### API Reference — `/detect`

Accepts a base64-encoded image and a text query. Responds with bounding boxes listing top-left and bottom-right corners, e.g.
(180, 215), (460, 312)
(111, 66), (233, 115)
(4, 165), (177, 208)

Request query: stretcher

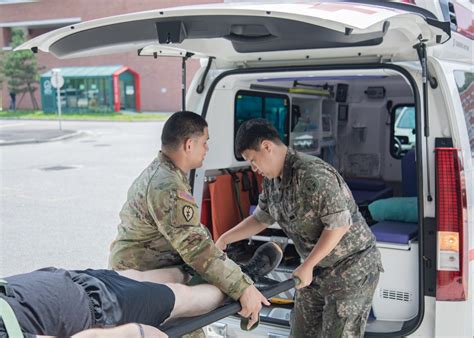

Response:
(161, 277), (299, 338)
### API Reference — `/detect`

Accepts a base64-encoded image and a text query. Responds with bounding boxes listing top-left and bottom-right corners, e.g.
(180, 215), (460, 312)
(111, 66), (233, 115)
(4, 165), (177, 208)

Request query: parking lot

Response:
(0, 120), (165, 276)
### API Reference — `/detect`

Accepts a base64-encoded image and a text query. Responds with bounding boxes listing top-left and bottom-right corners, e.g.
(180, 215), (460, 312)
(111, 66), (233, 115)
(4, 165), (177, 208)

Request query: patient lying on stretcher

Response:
(0, 242), (282, 338)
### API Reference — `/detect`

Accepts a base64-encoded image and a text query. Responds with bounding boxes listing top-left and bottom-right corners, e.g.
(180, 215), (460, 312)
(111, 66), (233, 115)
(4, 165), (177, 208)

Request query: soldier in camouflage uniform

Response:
(109, 111), (270, 331)
(216, 119), (383, 338)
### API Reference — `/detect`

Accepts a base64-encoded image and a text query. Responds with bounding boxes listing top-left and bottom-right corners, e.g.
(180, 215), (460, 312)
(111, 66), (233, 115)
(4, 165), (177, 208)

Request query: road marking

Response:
(0, 122), (26, 128)
(0, 138), (35, 145)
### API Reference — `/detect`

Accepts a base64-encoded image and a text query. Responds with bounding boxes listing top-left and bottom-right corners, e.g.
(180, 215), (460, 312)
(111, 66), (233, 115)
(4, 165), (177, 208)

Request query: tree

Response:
(0, 49), (5, 110)
(2, 28), (40, 110)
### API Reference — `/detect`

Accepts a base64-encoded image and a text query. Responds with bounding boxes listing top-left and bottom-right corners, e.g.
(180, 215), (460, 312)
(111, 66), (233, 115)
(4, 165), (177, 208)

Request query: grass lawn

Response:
(0, 110), (170, 121)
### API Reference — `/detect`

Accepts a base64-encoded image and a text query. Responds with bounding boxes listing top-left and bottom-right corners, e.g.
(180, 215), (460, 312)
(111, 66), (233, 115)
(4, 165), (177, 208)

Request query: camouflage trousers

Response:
(290, 269), (380, 338)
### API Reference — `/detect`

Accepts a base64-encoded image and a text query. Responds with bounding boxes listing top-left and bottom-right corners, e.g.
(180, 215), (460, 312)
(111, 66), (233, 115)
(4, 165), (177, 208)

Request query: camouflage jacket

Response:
(253, 148), (383, 279)
(109, 152), (252, 300)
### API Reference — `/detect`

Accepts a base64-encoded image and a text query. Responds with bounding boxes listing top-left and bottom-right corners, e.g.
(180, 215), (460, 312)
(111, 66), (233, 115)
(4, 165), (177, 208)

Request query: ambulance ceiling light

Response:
(257, 75), (387, 82)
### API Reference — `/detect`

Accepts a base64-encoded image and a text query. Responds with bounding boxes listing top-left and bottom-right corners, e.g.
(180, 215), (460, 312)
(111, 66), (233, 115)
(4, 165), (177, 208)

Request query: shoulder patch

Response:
(302, 176), (319, 195)
(182, 205), (195, 222)
(177, 190), (195, 204)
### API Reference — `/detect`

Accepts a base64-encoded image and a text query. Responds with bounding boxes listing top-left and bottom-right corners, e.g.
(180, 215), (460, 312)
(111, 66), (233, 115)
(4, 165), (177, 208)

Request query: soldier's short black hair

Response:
(161, 111), (208, 149)
(235, 119), (283, 154)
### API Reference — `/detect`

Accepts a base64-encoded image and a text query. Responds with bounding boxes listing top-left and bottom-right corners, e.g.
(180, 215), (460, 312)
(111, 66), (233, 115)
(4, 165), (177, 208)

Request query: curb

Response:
(0, 116), (170, 123)
(0, 130), (85, 146)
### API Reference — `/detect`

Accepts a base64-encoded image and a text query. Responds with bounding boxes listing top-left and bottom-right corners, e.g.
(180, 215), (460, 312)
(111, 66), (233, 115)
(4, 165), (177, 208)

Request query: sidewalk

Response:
(0, 122), (83, 146)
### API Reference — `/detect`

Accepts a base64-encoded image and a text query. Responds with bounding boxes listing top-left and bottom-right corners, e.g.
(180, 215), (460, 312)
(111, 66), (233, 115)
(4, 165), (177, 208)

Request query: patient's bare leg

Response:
(166, 283), (226, 319)
(117, 267), (189, 284)
(117, 269), (225, 319)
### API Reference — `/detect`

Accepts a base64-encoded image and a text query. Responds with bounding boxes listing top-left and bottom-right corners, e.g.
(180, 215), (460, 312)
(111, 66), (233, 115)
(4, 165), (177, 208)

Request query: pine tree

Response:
(3, 28), (40, 110)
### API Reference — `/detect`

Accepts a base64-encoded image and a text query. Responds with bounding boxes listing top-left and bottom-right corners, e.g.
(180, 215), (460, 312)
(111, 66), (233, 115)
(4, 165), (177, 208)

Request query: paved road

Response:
(0, 120), (164, 276)
(0, 120), (79, 145)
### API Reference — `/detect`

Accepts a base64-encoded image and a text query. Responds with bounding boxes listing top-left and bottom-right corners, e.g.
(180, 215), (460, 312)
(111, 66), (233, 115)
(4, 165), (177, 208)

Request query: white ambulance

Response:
(18, 1), (473, 337)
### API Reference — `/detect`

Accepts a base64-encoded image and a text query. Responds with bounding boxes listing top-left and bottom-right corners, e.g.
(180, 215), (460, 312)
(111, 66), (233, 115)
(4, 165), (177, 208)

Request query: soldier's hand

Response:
(292, 263), (314, 289)
(215, 236), (227, 251)
(238, 285), (270, 329)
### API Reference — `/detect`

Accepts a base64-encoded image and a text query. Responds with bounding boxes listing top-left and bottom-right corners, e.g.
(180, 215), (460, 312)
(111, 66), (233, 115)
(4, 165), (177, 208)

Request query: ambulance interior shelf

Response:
(290, 98), (338, 155)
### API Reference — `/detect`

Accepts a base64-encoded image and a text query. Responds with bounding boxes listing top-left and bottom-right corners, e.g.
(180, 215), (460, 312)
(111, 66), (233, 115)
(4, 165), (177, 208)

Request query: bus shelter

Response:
(40, 65), (140, 113)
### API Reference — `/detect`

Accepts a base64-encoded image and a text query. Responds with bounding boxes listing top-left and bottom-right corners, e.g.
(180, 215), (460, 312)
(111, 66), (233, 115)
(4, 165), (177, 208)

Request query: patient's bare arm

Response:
(70, 323), (168, 338)
(34, 323), (167, 338)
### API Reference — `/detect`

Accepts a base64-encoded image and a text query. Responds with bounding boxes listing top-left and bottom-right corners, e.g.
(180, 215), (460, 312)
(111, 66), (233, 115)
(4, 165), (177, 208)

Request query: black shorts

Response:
(73, 269), (175, 328)
(0, 267), (175, 337)
(0, 267), (93, 337)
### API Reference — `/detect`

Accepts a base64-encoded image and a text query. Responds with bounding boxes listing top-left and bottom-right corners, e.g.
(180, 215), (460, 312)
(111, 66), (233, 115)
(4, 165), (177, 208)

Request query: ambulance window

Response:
(234, 90), (289, 160)
(397, 107), (415, 129)
(454, 71), (474, 160)
(391, 105), (416, 159)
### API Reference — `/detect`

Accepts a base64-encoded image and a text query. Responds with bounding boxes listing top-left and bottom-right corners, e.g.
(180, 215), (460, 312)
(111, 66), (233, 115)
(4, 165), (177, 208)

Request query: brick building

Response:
(0, 0), (221, 112)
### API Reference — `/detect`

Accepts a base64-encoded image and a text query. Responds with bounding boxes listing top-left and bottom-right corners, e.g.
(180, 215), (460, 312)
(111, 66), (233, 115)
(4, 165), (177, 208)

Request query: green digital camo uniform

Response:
(253, 149), (383, 338)
(109, 152), (253, 301)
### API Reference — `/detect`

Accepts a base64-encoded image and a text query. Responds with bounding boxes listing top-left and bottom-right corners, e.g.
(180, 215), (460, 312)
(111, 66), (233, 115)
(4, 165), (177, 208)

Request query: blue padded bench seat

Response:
(346, 179), (387, 191)
(351, 189), (393, 205)
(371, 221), (418, 244)
(346, 178), (394, 205)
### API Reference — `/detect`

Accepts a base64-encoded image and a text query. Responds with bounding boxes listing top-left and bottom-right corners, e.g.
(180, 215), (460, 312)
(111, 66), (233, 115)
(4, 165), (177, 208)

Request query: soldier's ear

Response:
(184, 138), (193, 152)
(261, 140), (272, 154)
